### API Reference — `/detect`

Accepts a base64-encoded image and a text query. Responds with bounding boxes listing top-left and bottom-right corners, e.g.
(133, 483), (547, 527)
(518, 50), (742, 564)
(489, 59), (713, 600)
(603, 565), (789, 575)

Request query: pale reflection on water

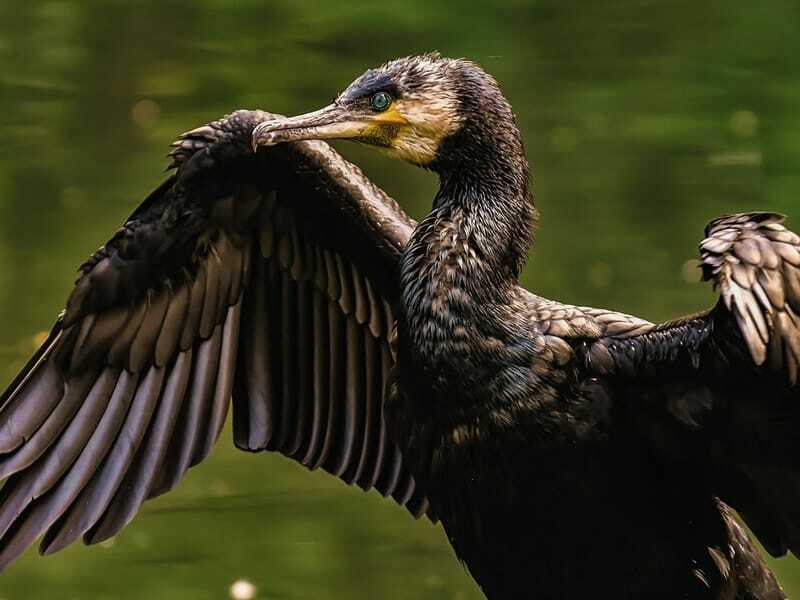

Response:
(0, 1), (799, 598)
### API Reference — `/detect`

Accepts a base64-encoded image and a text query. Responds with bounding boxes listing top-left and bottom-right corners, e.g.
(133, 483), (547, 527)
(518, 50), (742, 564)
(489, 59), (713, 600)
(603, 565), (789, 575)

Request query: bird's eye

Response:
(370, 92), (392, 112)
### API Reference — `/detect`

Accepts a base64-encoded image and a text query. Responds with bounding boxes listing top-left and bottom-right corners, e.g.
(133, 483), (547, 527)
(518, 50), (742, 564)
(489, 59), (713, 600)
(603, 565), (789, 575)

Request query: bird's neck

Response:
(398, 134), (534, 370)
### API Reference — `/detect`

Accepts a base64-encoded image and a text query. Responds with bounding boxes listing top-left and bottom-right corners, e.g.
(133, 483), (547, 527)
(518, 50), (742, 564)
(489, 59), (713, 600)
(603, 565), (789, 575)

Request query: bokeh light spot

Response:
(729, 110), (758, 138)
(131, 99), (161, 128)
(681, 259), (701, 284)
(588, 262), (612, 288)
(230, 579), (257, 600)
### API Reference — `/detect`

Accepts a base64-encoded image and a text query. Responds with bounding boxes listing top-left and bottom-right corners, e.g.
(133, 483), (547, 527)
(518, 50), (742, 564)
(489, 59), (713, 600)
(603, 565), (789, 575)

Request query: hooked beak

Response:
(251, 103), (370, 151)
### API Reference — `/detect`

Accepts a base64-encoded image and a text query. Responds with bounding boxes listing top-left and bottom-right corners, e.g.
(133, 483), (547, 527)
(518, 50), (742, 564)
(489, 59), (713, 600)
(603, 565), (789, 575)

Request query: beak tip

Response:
(251, 124), (265, 152)
(251, 104), (345, 151)
(251, 123), (281, 152)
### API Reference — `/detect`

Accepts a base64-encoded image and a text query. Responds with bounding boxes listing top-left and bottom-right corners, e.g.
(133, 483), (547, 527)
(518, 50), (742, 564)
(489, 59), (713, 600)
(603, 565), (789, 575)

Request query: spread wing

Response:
(0, 110), (429, 570)
(585, 212), (800, 556)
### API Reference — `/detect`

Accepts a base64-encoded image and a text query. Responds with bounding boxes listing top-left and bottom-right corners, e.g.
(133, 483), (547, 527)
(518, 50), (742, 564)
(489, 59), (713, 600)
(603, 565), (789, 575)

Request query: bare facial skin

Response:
(253, 54), (464, 166)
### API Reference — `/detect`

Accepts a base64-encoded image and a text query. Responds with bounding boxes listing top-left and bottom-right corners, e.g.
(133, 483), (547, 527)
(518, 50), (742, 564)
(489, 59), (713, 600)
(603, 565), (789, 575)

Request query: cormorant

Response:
(0, 53), (799, 599)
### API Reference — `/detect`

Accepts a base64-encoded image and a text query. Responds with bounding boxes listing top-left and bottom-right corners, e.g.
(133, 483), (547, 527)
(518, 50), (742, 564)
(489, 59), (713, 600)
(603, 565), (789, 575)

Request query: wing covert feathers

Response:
(700, 213), (800, 384)
(581, 212), (800, 558)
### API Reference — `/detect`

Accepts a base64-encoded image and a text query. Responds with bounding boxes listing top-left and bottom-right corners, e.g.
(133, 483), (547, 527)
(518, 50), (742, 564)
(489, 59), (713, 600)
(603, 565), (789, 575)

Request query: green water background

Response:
(0, 1), (798, 598)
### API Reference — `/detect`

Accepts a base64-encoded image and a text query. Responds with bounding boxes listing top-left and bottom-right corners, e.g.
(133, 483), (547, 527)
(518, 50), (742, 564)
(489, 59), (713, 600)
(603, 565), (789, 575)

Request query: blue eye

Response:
(370, 92), (392, 112)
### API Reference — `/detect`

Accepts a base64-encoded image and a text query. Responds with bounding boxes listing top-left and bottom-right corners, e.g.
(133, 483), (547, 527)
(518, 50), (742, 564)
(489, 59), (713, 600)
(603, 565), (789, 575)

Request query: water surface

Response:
(0, 1), (799, 598)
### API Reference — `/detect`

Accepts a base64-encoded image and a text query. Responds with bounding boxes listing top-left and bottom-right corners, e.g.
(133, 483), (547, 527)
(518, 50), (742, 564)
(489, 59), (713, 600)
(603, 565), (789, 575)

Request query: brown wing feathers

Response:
(0, 110), (428, 570)
(0, 216), (250, 566)
(588, 212), (800, 384)
(234, 184), (428, 514)
(584, 213), (800, 557)
(700, 212), (800, 384)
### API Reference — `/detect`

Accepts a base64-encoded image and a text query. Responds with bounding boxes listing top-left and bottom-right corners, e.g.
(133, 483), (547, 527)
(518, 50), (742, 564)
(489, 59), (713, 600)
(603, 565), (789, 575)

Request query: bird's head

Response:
(252, 53), (518, 170)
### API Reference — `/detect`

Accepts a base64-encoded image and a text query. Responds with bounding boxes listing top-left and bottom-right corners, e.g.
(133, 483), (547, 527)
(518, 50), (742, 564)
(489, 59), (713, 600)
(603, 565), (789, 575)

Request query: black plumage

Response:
(0, 54), (799, 599)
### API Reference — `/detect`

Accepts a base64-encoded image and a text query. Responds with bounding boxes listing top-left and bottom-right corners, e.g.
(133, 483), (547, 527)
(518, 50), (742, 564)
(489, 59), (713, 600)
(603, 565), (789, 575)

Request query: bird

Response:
(0, 52), (799, 599)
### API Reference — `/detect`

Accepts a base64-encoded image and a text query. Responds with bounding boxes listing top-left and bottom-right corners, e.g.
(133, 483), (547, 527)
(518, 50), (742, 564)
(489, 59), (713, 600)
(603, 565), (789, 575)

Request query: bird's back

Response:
(389, 287), (788, 599)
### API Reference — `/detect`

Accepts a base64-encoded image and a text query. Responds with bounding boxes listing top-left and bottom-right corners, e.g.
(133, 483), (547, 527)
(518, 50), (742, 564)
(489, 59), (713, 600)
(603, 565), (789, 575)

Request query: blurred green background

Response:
(0, 1), (799, 598)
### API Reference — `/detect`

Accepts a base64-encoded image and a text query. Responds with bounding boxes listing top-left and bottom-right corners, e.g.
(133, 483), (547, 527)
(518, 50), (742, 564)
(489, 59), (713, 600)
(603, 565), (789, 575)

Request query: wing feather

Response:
(149, 330), (222, 498)
(701, 213), (800, 383)
(200, 305), (240, 461)
(586, 212), (800, 557)
(0, 342), (64, 454)
(0, 368), (98, 479)
(156, 282), (189, 367)
(289, 276), (313, 459)
(321, 300), (345, 474)
(0, 109), (429, 571)
(276, 268), (297, 453)
(304, 288), (330, 468)
(39, 370), (140, 555)
(340, 317), (364, 484)
(353, 328), (379, 489)
(233, 255), (273, 451)
(90, 351), (192, 542)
